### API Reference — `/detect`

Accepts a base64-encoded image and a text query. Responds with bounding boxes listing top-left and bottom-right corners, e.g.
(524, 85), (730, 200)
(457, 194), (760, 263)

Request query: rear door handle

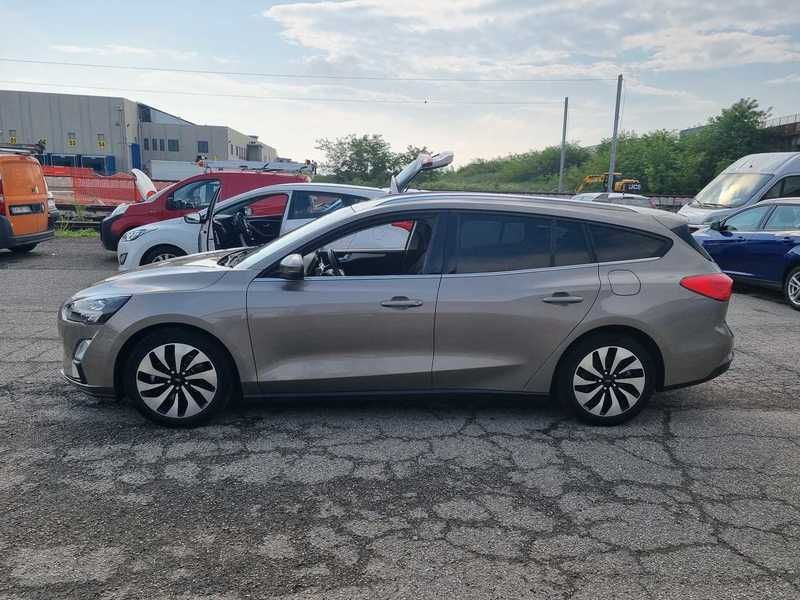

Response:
(381, 296), (423, 308)
(542, 292), (583, 305)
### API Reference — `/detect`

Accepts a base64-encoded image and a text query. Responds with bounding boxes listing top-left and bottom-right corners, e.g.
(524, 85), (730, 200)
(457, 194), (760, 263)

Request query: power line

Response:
(0, 57), (619, 84)
(0, 80), (565, 106)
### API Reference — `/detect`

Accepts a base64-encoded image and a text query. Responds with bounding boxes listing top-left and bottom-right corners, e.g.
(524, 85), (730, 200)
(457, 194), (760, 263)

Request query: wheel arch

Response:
(113, 322), (241, 398)
(548, 324), (665, 396)
(140, 243), (188, 265)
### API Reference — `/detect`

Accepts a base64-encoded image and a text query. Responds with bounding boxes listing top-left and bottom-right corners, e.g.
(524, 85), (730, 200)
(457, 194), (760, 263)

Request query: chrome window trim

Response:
(441, 256), (661, 279)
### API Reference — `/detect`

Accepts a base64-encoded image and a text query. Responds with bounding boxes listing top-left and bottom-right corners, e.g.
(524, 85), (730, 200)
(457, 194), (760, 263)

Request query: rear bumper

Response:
(662, 351), (733, 391)
(100, 215), (122, 251)
(0, 215), (54, 249)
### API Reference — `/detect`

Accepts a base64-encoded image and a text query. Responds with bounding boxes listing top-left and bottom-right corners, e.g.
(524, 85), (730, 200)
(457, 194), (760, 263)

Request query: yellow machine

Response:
(576, 173), (642, 194)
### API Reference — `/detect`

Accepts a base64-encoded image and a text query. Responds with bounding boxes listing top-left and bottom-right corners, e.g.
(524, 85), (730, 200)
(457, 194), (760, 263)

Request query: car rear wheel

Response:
(557, 333), (654, 425)
(10, 243), (37, 253)
(784, 267), (800, 311)
(124, 328), (233, 426)
(141, 244), (186, 265)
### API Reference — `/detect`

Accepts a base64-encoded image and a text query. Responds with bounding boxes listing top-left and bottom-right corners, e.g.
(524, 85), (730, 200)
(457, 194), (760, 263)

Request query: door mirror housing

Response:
(278, 254), (304, 280)
(709, 220), (724, 231)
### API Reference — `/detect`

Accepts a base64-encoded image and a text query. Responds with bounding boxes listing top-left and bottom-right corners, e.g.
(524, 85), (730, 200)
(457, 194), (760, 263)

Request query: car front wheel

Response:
(140, 245), (186, 265)
(124, 328), (233, 426)
(557, 333), (655, 425)
(784, 266), (800, 311)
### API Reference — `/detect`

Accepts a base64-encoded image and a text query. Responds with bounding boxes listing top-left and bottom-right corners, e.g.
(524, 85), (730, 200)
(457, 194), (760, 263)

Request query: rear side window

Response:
(589, 224), (671, 262)
(553, 219), (592, 266)
(452, 213), (551, 273)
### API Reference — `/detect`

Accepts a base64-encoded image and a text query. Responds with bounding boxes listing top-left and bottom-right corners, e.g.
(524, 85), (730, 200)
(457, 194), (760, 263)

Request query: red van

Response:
(100, 171), (308, 251)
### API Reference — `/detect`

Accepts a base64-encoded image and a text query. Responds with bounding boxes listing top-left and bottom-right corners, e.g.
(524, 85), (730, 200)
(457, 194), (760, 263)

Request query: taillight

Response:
(680, 273), (733, 301)
(0, 177), (5, 215)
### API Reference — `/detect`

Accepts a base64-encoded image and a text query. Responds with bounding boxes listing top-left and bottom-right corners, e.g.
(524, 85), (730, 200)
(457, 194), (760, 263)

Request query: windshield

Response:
(145, 182), (177, 203)
(234, 206), (357, 270)
(693, 173), (773, 208)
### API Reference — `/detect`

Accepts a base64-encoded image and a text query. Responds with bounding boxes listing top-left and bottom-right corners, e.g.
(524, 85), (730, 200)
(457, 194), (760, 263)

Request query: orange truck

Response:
(0, 145), (55, 253)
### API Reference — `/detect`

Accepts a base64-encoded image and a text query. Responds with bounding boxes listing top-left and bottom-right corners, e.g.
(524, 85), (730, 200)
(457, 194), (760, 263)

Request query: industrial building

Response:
(0, 89), (277, 175)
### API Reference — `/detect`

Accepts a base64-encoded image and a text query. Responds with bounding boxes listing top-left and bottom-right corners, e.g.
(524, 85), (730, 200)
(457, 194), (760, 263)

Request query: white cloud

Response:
(767, 73), (800, 85)
(49, 44), (197, 61)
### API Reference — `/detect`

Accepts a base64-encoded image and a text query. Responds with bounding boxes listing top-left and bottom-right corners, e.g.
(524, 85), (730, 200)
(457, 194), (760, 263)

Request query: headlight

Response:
(109, 203), (129, 218)
(64, 296), (131, 324)
(122, 227), (155, 242)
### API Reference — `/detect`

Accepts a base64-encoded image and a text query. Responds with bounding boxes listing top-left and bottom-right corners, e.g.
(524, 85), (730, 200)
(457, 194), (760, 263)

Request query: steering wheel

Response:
(232, 210), (255, 246)
(315, 248), (345, 276)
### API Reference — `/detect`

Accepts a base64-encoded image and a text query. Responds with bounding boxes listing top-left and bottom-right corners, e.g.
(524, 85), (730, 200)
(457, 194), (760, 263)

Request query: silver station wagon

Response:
(59, 193), (734, 426)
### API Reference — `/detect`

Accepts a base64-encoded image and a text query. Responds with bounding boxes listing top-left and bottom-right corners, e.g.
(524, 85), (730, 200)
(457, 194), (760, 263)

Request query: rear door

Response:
(433, 211), (600, 391)
(753, 205), (800, 282)
(0, 157), (48, 235)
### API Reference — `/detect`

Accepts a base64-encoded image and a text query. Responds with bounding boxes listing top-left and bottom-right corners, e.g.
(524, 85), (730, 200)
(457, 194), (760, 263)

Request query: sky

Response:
(0, 0), (798, 166)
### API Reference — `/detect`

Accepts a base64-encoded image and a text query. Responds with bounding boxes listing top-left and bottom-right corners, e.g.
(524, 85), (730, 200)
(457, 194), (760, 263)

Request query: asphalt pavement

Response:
(1, 238), (799, 599)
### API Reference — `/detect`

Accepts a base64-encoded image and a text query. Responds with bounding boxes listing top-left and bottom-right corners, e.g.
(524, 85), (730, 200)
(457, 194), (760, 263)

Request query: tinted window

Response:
(589, 224), (670, 262)
(288, 192), (367, 220)
(780, 176), (800, 198)
(553, 219), (592, 266)
(764, 205), (800, 231)
(453, 213), (551, 273)
(724, 206), (771, 231)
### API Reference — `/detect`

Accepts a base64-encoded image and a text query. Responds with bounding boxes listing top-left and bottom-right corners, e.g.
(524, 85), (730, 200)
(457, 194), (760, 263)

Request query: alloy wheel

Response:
(788, 272), (800, 306)
(136, 343), (218, 418)
(572, 346), (645, 417)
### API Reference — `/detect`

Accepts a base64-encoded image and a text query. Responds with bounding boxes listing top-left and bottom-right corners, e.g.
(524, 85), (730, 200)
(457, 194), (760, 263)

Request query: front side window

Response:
(451, 213), (551, 274)
(589, 224), (671, 262)
(764, 206), (800, 231)
(288, 192), (366, 220)
(168, 179), (220, 210)
(295, 215), (438, 277)
(723, 206), (771, 231)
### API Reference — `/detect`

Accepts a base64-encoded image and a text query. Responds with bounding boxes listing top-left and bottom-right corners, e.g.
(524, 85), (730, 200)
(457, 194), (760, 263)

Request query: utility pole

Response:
(558, 96), (569, 193)
(607, 73), (623, 193)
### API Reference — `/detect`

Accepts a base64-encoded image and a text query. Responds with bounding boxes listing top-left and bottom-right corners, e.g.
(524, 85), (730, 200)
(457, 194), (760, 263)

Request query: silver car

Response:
(59, 193), (734, 426)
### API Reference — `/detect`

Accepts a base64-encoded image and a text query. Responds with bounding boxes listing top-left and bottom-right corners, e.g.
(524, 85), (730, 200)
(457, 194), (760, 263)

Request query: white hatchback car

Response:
(116, 183), (386, 271)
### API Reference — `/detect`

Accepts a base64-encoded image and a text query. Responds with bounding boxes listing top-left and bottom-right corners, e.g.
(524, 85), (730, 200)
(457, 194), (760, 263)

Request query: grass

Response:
(55, 228), (98, 238)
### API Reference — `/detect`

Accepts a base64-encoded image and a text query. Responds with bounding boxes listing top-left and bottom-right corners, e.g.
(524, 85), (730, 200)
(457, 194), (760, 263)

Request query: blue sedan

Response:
(693, 198), (800, 310)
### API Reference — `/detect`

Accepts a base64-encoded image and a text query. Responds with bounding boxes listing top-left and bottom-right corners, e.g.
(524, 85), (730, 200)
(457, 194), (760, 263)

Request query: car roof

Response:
(212, 182), (385, 210)
(760, 197), (800, 206)
(361, 191), (683, 233)
(725, 152), (800, 175)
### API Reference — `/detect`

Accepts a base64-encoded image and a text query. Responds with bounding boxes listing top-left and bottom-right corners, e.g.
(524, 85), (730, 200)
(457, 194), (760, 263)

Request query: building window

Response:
(168, 139), (179, 152)
(159, 139), (165, 152)
(230, 142), (233, 155)
(143, 138), (149, 151)
(67, 132), (77, 147)
(197, 140), (209, 154)
(151, 138), (157, 151)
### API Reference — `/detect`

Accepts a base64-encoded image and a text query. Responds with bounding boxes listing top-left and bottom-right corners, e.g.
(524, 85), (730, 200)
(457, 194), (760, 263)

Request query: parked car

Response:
(116, 151), (455, 271)
(679, 152), (800, 230)
(116, 183), (387, 271)
(693, 198), (800, 310)
(572, 192), (657, 209)
(0, 147), (54, 253)
(99, 170), (309, 251)
(60, 192), (734, 427)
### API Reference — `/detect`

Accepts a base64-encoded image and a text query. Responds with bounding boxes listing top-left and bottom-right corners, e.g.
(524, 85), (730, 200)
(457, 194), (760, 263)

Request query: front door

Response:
(709, 205), (772, 275)
(247, 213), (444, 393)
(433, 212), (601, 391)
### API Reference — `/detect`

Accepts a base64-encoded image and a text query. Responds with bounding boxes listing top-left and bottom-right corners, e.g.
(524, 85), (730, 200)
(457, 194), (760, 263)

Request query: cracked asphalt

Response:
(1, 238), (799, 599)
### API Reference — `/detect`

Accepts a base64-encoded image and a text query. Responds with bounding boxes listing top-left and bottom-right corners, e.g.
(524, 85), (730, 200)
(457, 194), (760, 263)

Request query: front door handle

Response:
(381, 296), (423, 308)
(542, 292), (583, 305)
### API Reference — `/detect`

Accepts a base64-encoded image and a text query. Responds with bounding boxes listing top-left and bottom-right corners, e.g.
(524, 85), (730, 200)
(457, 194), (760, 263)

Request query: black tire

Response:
(556, 332), (655, 425)
(10, 243), (37, 253)
(140, 244), (186, 266)
(784, 266), (800, 311)
(124, 327), (234, 426)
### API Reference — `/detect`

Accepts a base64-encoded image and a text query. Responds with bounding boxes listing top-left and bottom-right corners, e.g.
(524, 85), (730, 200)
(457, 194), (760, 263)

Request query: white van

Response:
(679, 152), (800, 229)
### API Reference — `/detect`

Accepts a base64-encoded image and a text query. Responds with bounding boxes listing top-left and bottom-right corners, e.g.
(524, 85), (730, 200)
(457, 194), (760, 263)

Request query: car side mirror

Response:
(709, 220), (723, 231)
(278, 254), (304, 280)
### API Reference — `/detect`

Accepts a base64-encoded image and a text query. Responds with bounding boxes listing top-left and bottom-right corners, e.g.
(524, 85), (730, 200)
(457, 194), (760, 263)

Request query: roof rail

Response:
(377, 191), (637, 213)
(0, 142), (45, 156)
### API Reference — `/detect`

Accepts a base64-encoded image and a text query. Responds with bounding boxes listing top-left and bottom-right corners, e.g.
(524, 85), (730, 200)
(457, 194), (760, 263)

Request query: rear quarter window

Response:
(589, 223), (671, 262)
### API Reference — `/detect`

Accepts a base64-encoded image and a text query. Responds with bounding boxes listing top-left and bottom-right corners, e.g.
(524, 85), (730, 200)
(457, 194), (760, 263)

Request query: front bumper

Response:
(100, 215), (122, 251)
(61, 370), (116, 398)
(0, 215), (55, 249)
